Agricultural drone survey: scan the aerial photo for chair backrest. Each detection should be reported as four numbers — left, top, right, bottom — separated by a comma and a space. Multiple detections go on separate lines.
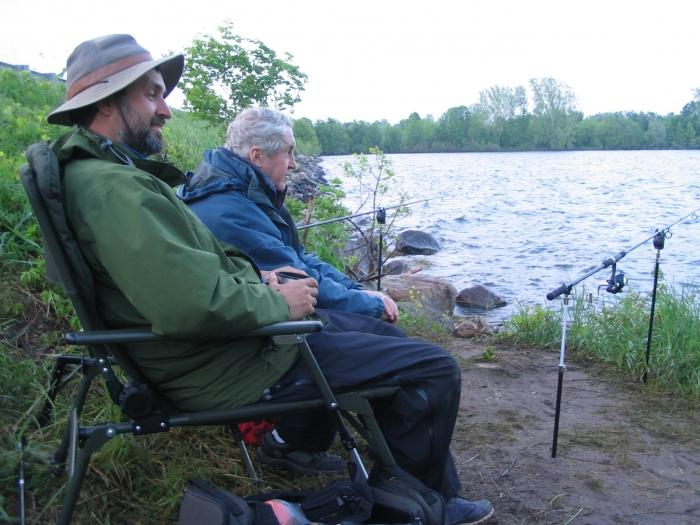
19, 142, 153, 388
20, 142, 101, 329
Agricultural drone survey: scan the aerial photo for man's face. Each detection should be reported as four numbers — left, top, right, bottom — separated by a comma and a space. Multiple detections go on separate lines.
116, 69, 172, 156
260, 128, 297, 191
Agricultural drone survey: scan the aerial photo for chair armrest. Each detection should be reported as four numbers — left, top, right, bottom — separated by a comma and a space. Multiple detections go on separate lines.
64, 320, 323, 345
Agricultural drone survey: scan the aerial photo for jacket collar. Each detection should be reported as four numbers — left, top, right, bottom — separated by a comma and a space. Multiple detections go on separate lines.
53, 126, 185, 187
182, 147, 286, 207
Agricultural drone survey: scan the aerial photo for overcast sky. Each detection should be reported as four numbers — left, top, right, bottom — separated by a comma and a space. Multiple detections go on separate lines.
2, 0, 698, 124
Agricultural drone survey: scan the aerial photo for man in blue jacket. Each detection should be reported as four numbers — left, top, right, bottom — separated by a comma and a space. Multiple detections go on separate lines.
178, 107, 399, 323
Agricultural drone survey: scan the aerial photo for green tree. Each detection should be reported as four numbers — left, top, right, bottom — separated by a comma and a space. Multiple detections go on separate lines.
315, 118, 350, 155
293, 117, 321, 156
398, 112, 435, 152
182, 21, 307, 124
529, 77, 578, 149
435, 106, 471, 150
477, 85, 528, 148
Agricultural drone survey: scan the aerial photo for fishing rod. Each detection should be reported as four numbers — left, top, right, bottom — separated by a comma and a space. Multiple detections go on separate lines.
547, 206, 700, 458
297, 196, 444, 230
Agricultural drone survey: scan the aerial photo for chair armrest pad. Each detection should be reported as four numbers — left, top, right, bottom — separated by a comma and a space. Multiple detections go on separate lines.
65, 320, 323, 345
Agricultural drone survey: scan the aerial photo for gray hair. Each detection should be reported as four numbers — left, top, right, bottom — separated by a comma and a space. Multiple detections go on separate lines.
226, 107, 293, 157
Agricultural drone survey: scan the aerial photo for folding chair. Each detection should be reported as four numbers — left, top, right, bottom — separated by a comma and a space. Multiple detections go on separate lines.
20, 142, 398, 525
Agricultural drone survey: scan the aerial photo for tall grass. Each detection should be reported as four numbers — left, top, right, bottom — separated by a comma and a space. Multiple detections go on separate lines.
499, 283, 700, 397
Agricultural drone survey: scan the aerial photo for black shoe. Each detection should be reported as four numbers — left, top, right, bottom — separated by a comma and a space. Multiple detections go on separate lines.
256, 432, 344, 475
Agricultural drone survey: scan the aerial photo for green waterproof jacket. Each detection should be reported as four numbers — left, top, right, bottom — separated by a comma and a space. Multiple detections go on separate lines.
52, 127, 299, 410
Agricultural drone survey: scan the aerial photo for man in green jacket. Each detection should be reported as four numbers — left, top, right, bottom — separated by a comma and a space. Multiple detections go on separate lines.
45, 34, 494, 524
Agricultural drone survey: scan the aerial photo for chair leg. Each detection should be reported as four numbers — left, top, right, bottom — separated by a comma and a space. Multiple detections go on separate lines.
229, 426, 260, 486
337, 393, 396, 468
37, 359, 69, 428
53, 364, 100, 472
57, 425, 115, 525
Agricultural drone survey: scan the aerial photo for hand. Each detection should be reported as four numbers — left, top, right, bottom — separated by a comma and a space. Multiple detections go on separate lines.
271, 266, 309, 278
364, 290, 399, 323
268, 272, 318, 320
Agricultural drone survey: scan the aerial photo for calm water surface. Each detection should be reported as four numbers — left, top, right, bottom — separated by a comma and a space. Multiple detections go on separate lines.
320, 151, 700, 323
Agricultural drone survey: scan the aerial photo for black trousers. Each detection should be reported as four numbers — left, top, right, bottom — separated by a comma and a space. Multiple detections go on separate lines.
265, 309, 462, 500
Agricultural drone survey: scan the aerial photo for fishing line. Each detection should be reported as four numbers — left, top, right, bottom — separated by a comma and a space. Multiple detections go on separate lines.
297, 196, 446, 230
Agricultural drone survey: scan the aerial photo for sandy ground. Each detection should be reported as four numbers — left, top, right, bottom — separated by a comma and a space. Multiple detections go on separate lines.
446, 337, 700, 525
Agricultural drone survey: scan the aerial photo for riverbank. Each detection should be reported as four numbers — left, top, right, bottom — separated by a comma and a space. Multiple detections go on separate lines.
449, 336, 700, 525
2, 325, 699, 523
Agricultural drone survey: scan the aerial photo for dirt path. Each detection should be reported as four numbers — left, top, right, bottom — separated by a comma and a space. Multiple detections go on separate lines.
445, 337, 700, 525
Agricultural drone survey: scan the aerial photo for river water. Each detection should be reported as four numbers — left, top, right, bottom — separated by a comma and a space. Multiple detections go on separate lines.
320, 150, 700, 324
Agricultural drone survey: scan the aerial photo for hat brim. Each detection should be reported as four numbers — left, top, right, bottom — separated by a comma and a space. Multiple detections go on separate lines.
47, 53, 184, 126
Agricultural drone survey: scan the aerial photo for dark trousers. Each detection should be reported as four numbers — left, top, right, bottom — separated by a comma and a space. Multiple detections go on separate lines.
265, 309, 462, 500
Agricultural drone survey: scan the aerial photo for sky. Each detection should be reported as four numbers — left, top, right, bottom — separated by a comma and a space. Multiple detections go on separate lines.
1, 0, 699, 124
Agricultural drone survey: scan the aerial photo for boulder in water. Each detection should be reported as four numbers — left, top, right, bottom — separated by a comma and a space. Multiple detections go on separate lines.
397, 230, 440, 255
456, 284, 506, 309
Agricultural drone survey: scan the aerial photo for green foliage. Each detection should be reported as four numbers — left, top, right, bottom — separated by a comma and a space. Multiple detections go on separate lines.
498, 285, 700, 397
286, 181, 350, 270
292, 117, 321, 156
498, 304, 562, 348
163, 109, 225, 171
342, 148, 409, 278
480, 346, 498, 362
0, 70, 64, 273
182, 21, 307, 124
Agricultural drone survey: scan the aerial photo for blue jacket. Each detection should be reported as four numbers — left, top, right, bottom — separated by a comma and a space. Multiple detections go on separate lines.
178, 148, 384, 318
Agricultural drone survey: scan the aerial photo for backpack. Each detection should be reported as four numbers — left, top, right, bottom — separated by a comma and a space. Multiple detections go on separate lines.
368, 466, 445, 525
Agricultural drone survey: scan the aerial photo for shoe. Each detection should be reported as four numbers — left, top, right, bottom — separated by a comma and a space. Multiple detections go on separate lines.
445, 496, 495, 525
256, 432, 344, 475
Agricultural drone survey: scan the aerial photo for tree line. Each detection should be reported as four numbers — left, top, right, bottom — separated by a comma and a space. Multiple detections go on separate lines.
181, 23, 700, 156
294, 85, 700, 156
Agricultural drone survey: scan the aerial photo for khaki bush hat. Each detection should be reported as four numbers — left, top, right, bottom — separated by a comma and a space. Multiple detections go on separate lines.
48, 34, 184, 126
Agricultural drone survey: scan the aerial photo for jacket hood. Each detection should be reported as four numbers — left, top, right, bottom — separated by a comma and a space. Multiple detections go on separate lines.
178, 147, 281, 204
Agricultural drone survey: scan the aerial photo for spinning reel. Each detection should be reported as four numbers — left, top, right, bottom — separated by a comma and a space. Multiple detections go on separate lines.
601, 262, 628, 295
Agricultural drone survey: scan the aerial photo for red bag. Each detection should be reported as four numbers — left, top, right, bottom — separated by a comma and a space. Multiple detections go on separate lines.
236, 419, 276, 446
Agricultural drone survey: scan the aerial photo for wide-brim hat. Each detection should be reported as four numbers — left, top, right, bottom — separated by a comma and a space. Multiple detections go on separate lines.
48, 34, 184, 126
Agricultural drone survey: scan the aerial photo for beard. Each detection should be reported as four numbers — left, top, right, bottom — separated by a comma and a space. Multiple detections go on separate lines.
116, 100, 166, 156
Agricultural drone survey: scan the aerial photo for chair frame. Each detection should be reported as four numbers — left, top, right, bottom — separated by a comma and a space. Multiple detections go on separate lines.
20, 142, 397, 525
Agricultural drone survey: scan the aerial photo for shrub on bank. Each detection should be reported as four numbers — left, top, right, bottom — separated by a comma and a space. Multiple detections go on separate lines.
499, 283, 700, 397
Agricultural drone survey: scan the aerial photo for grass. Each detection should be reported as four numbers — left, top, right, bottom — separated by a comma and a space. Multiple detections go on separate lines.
498, 283, 700, 398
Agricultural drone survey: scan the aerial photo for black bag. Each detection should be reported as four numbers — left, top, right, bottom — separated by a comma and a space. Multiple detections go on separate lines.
368, 466, 445, 525
300, 478, 373, 523
178, 479, 257, 525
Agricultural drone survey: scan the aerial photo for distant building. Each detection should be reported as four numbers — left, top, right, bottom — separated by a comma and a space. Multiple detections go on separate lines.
0, 61, 65, 83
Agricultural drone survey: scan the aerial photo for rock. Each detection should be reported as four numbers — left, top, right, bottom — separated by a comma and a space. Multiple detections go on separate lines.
456, 284, 507, 309
382, 274, 456, 327
396, 230, 440, 255
382, 259, 412, 275
453, 315, 493, 338
287, 155, 329, 202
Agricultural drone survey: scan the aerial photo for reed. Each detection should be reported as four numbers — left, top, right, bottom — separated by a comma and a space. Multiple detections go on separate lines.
499, 283, 700, 397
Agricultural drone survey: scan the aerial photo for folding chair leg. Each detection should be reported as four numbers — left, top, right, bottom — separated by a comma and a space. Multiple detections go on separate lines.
229, 426, 260, 486
336, 392, 396, 468
53, 364, 100, 471
57, 425, 115, 525
37, 359, 69, 428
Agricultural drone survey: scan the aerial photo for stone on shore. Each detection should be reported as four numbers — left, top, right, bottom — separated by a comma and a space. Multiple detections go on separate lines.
456, 284, 507, 309
381, 274, 456, 328
453, 315, 493, 338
